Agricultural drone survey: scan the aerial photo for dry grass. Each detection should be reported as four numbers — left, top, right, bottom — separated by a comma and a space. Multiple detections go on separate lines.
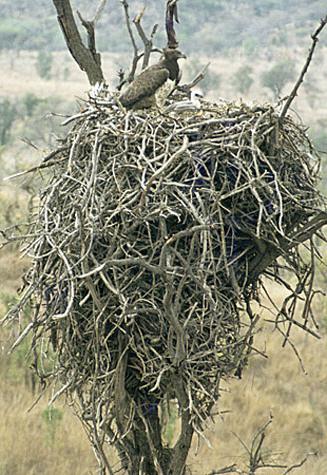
190, 335, 327, 473
1, 276, 326, 474
0, 375, 96, 475
187, 281, 327, 474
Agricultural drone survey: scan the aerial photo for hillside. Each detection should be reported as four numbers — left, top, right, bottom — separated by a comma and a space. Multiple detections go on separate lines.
0, 0, 326, 55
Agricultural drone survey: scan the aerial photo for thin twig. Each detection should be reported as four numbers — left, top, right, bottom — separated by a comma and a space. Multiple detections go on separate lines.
280, 15, 327, 120
121, 0, 140, 82
282, 452, 317, 474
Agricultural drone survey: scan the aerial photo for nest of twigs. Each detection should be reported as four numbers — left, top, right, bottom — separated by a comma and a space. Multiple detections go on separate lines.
4, 94, 325, 450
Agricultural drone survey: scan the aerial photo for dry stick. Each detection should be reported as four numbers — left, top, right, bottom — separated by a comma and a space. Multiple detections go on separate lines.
282, 452, 317, 475
231, 416, 305, 475
2, 157, 67, 181
248, 416, 273, 474
93, 0, 108, 24
180, 62, 210, 91
171, 62, 210, 99
133, 9, 159, 70
280, 15, 327, 120
171, 374, 194, 475
208, 466, 238, 474
76, 11, 99, 64
121, 0, 140, 83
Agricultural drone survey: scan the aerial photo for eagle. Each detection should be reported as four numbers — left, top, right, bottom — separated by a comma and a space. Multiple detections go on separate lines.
119, 48, 186, 110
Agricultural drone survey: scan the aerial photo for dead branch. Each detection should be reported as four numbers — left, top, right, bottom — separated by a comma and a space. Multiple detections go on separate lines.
133, 9, 159, 70
76, 11, 98, 64
166, 0, 180, 48
178, 62, 210, 95
120, 2, 159, 87
280, 15, 327, 120
52, 0, 105, 85
93, 0, 108, 24
282, 452, 318, 474
171, 374, 194, 475
121, 0, 140, 83
229, 416, 314, 475
76, 0, 107, 67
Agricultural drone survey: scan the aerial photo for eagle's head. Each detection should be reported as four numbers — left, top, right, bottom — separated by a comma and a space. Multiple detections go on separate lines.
163, 48, 187, 61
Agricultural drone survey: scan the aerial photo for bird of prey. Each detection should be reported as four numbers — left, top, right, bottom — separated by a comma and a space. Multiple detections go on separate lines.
119, 48, 186, 110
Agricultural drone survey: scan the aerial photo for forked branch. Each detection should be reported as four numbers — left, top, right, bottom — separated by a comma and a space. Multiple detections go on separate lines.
52, 0, 105, 85
120, 1, 159, 86
210, 416, 316, 475
280, 15, 327, 120
133, 9, 159, 69
121, 0, 140, 83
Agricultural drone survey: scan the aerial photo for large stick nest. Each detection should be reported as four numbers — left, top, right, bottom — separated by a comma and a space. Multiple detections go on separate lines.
5, 95, 325, 442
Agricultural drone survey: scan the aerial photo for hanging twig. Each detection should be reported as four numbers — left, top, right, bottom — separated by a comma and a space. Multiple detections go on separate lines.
280, 15, 327, 120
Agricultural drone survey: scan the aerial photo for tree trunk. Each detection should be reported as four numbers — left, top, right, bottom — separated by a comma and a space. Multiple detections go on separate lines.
53, 0, 104, 85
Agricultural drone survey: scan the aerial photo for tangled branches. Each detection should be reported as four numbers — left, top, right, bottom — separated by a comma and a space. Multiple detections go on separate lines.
2, 95, 326, 474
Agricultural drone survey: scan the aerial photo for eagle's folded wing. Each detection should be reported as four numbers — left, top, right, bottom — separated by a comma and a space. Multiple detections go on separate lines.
119, 67, 170, 108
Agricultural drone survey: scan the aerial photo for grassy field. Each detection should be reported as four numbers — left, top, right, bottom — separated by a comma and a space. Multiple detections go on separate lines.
1, 286, 327, 474
0, 47, 326, 474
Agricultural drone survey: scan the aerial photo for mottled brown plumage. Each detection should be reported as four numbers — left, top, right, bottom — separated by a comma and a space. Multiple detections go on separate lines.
119, 48, 186, 110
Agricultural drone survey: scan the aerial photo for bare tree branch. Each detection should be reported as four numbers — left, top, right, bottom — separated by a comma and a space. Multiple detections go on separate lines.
76, 11, 99, 63
52, 0, 105, 85
133, 9, 159, 69
280, 15, 327, 120
166, 0, 180, 48
93, 0, 108, 24
121, 0, 140, 82
229, 416, 314, 475
119, 1, 160, 87
177, 62, 210, 96
76, 0, 107, 68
